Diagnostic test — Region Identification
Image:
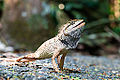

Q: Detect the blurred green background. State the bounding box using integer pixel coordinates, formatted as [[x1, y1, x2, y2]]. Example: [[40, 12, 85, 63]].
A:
[[0, 0, 120, 57]]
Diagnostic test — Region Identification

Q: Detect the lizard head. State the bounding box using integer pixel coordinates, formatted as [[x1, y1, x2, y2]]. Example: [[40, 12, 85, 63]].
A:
[[59, 19, 85, 38], [58, 19, 86, 49]]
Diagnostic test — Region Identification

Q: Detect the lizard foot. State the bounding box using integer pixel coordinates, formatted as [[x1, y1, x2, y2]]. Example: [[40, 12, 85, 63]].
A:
[[50, 70, 62, 73]]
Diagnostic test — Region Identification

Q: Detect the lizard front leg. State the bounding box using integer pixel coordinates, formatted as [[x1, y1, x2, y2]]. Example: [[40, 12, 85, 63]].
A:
[[52, 49, 62, 72], [59, 52, 67, 70], [57, 56, 60, 66]]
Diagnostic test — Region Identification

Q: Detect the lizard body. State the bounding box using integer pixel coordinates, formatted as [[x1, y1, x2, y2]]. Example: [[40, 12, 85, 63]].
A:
[[34, 37, 67, 59], [1, 19, 85, 72]]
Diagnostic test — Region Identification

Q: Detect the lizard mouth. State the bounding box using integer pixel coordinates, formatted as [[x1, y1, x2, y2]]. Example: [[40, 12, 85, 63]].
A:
[[73, 20, 85, 28], [77, 20, 85, 28]]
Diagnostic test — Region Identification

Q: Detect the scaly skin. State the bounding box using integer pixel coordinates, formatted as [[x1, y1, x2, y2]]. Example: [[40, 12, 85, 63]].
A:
[[1, 19, 85, 72]]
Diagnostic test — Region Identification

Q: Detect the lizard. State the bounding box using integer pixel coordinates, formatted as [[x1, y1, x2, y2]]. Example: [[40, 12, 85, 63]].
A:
[[0, 19, 85, 72]]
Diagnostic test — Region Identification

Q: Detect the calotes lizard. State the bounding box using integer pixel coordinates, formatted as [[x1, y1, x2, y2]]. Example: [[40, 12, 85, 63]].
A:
[[0, 19, 85, 72]]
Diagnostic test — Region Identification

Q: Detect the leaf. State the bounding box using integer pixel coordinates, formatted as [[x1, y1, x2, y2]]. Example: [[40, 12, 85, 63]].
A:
[[112, 27, 120, 35], [65, 3, 83, 10]]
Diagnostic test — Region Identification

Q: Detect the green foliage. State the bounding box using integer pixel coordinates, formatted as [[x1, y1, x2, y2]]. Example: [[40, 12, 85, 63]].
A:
[[80, 33, 112, 46], [98, 0, 110, 15], [24, 0, 120, 48], [65, 3, 83, 10], [0, 1, 4, 10], [27, 0, 113, 34], [112, 27, 120, 35], [48, 0, 111, 34]]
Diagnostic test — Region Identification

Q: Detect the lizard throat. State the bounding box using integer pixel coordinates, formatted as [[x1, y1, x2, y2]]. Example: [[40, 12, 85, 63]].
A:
[[58, 35, 80, 49]]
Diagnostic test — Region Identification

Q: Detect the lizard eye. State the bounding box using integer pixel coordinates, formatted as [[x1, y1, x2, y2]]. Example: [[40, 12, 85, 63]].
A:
[[70, 21, 75, 25]]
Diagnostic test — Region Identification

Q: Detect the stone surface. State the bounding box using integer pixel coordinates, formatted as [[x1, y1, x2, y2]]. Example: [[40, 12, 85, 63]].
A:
[[0, 55, 120, 80]]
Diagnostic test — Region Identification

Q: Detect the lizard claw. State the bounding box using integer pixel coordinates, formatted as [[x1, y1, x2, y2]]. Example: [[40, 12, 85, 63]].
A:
[[55, 69, 62, 73]]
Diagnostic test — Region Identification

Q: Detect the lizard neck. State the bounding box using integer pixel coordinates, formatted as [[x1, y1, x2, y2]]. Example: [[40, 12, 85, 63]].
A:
[[56, 33, 81, 49]]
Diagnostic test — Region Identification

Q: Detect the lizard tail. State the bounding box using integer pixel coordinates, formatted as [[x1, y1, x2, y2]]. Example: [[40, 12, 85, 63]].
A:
[[0, 58, 17, 62], [0, 53, 39, 63], [0, 53, 38, 62], [16, 53, 39, 62]]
